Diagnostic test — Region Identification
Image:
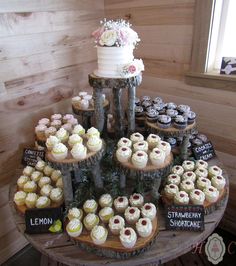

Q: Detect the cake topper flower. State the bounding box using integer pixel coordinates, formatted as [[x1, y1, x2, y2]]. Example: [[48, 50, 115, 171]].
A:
[[92, 19, 140, 47], [120, 59, 144, 77]]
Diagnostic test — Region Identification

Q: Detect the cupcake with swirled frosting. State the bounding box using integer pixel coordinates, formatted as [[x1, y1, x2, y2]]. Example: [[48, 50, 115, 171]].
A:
[[36, 196, 51, 208], [119, 227, 137, 248], [146, 108, 158, 123], [91, 225, 108, 245], [50, 120, 62, 130], [164, 184, 179, 200], [109, 215, 125, 235], [130, 132, 144, 143], [180, 180, 195, 194], [182, 171, 196, 182], [50, 187, 63, 203], [195, 160, 208, 169], [203, 186, 219, 203], [149, 148, 165, 166], [195, 168, 208, 179], [43, 165, 54, 176], [114, 196, 129, 213], [136, 218, 153, 237], [117, 137, 132, 148], [56, 128, 69, 143], [14, 191, 27, 206], [141, 203, 157, 220], [23, 180, 37, 193], [116, 146, 132, 163], [25, 193, 38, 208], [99, 194, 113, 208], [51, 113, 62, 121], [156, 141, 171, 157], [208, 166, 223, 179], [190, 189, 205, 205], [173, 115, 187, 129], [157, 115, 171, 129], [167, 174, 181, 186], [147, 134, 161, 149], [83, 213, 99, 231], [133, 141, 149, 153], [174, 191, 189, 205], [40, 184, 53, 197], [71, 143, 87, 160], [38, 176, 51, 188], [129, 193, 144, 208], [99, 207, 114, 223], [87, 136, 102, 152], [196, 177, 211, 190], [83, 199, 98, 213], [23, 166, 35, 177], [68, 134, 83, 148], [171, 165, 184, 176], [72, 124, 85, 136], [66, 218, 83, 237], [131, 151, 148, 169], [17, 175, 30, 189], [51, 143, 68, 160], [35, 124, 47, 139], [211, 175, 226, 191], [31, 171, 43, 182], [86, 127, 100, 139], [124, 207, 140, 224], [35, 160, 46, 172], [51, 170, 62, 183], [182, 160, 195, 171], [68, 207, 83, 221]]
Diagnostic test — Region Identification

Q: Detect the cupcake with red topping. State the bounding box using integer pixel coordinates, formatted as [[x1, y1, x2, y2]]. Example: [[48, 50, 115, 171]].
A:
[[129, 193, 144, 208], [114, 196, 129, 213], [124, 207, 140, 224], [136, 218, 153, 237], [109, 215, 125, 235], [119, 227, 137, 248], [141, 203, 157, 220]]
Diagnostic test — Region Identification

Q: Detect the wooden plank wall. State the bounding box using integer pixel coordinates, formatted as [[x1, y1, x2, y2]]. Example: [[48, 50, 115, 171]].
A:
[[0, 0, 104, 263], [105, 0, 236, 233]]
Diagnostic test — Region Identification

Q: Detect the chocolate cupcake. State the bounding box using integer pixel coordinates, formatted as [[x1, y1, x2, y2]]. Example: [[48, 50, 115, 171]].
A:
[[157, 115, 171, 129], [165, 137, 177, 148], [142, 100, 152, 110], [135, 97, 141, 106], [166, 109, 178, 121], [135, 106, 144, 118], [177, 104, 191, 114], [153, 97, 163, 105], [146, 109, 158, 123], [174, 115, 187, 129], [166, 102, 177, 109], [186, 111, 196, 124]]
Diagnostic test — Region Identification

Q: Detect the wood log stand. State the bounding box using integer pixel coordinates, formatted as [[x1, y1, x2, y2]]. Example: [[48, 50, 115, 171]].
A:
[[88, 73, 142, 137]]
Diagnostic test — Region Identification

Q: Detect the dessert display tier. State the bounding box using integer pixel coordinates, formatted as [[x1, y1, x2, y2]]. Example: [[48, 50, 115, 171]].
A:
[[68, 217, 159, 259], [72, 99, 110, 114]]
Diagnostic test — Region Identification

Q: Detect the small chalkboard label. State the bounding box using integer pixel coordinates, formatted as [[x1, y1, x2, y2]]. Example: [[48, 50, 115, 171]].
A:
[[166, 205, 204, 232], [192, 141, 216, 161], [22, 148, 45, 167], [25, 207, 63, 234]]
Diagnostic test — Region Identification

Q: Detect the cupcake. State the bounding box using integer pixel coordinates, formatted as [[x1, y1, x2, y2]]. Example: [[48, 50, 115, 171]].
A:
[[50, 120, 62, 130], [195, 168, 208, 179], [135, 97, 141, 106], [117, 137, 132, 148], [130, 132, 144, 143], [131, 151, 148, 169], [153, 96, 163, 104], [40, 184, 53, 197], [71, 143, 87, 160], [36, 196, 51, 208], [72, 96, 82, 107], [31, 171, 43, 182], [167, 174, 181, 186], [165, 137, 177, 148], [208, 166, 223, 179], [149, 148, 165, 166], [114, 196, 129, 213], [166, 102, 177, 109], [99, 207, 114, 223], [196, 177, 211, 190], [171, 165, 184, 176], [45, 127, 57, 138], [109, 215, 125, 235], [164, 184, 179, 200], [124, 207, 140, 224], [142, 95, 151, 102], [51, 114, 62, 121], [68, 119, 79, 127], [83, 199, 98, 213], [190, 189, 205, 205], [61, 123, 73, 134], [182, 171, 196, 182], [129, 193, 144, 208], [146, 134, 161, 149], [156, 141, 171, 157], [23, 166, 35, 177], [23, 180, 37, 193], [14, 191, 27, 206], [174, 191, 189, 205], [142, 100, 152, 110], [136, 218, 153, 237], [173, 115, 187, 129], [135, 106, 144, 118], [35, 160, 46, 172], [166, 109, 178, 120], [44, 165, 54, 177], [17, 175, 30, 189], [146, 109, 158, 123], [116, 146, 132, 163], [51, 143, 68, 161], [211, 175, 226, 191], [186, 111, 196, 124], [35, 124, 47, 139], [99, 194, 113, 208], [83, 213, 99, 231], [72, 124, 86, 136], [86, 127, 100, 138], [51, 170, 62, 183], [157, 115, 171, 129], [195, 160, 208, 169], [133, 141, 148, 153], [68, 207, 83, 221], [66, 218, 83, 237], [63, 114, 74, 123], [38, 176, 51, 188], [182, 160, 195, 171], [56, 177, 63, 189], [180, 180, 195, 194], [90, 225, 108, 245], [79, 99, 89, 110], [38, 118, 50, 126], [25, 193, 38, 209], [46, 135, 61, 151], [68, 134, 83, 148], [177, 104, 191, 114], [50, 187, 63, 203], [87, 136, 102, 152], [141, 203, 157, 220], [203, 186, 219, 203], [119, 227, 137, 248], [55, 128, 69, 143]]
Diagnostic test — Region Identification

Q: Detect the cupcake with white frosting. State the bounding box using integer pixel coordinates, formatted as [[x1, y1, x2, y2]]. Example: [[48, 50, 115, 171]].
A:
[[83, 199, 98, 213], [51, 143, 68, 160], [156, 141, 171, 157], [31, 171, 43, 182], [136, 218, 153, 237], [91, 225, 108, 245], [23, 180, 37, 193], [23, 166, 35, 177], [190, 189, 205, 205], [35, 124, 47, 139], [131, 151, 148, 169], [50, 187, 63, 203], [36, 196, 51, 208], [119, 227, 137, 248], [114, 196, 129, 213], [66, 218, 83, 237], [171, 165, 184, 176], [195, 168, 208, 179], [116, 146, 132, 163], [99, 207, 114, 223], [72, 96, 81, 107], [51, 114, 62, 121], [35, 160, 46, 172], [129, 193, 144, 208], [196, 177, 211, 190], [174, 191, 189, 205], [56, 128, 69, 143], [44, 165, 54, 176], [67, 117, 78, 127], [149, 148, 165, 166], [50, 120, 62, 130], [124, 207, 140, 224], [182, 160, 195, 171], [51, 170, 62, 183], [141, 203, 157, 221], [62, 114, 74, 123], [133, 141, 149, 153], [180, 180, 195, 194], [130, 132, 144, 143], [147, 134, 161, 149], [68, 208, 83, 221], [208, 166, 223, 179], [56, 177, 63, 189], [99, 194, 113, 208], [79, 99, 89, 110], [164, 184, 179, 200], [83, 213, 99, 231], [203, 186, 219, 203], [62, 123, 73, 134], [195, 160, 208, 169], [45, 127, 57, 138], [25, 193, 38, 209], [68, 134, 83, 148], [167, 174, 181, 186], [40, 184, 53, 197], [14, 191, 27, 206], [109, 215, 125, 235], [72, 124, 85, 136], [182, 171, 196, 182], [86, 127, 100, 138], [117, 137, 132, 148], [38, 118, 50, 126], [71, 143, 87, 160], [38, 176, 51, 188], [87, 136, 102, 152], [46, 135, 61, 151], [17, 175, 30, 189], [211, 175, 226, 191]]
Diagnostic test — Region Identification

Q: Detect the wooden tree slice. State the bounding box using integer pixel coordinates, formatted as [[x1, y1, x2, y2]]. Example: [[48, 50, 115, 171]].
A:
[[72, 99, 110, 114], [68, 217, 159, 259]]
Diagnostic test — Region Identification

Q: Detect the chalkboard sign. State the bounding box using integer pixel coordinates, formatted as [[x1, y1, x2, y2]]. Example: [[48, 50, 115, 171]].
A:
[[192, 141, 216, 161], [166, 205, 204, 232], [25, 207, 63, 234], [22, 148, 45, 167]]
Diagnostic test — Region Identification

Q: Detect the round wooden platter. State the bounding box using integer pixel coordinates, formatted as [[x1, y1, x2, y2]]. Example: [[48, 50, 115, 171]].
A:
[[67, 216, 159, 259], [72, 99, 110, 114], [146, 120, 197, 137]]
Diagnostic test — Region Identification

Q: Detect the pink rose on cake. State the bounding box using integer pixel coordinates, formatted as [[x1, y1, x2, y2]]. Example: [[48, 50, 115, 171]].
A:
[[128, 65, 136, 74], [99, 30, 117, 46], [121, 59, 144, 77]]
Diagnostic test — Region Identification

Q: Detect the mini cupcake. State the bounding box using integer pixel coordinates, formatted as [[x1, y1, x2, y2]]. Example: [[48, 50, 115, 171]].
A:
[[91, 225, 108, 245], [51, 114, 62, 121], [51, 143, 68, 161], [66, 218, 83, 237], [182, 160, 195, 172], [46, 135, 61, 151], [146, 108, 158, 123], [133, 141, 149, 153], [38, 118, 50, 126], [117, 137, 132, 148], [86, 127, 100, 138], [87, 136, 102, 152], [63, 114, 74, 123], [130, 132, 144, 143], [79, 99, 89, 110], [149, 148, 165, 166], [174, 191, 189, 205], [182, 171, 196, 182], [136, 218, 153, 237], [68, 134, 83, 148], [195, 160, 208, 169], [153, 96, 163, 104], [68, 118, 79, 128], [195, 168, 208, 179], [31, 171, 43, 182], [68, 207, 83, 221], [146, 134, 161, 149], [177, 104, 191, 114], [61, 123, 73, 134], [156, 141, 171, 156], [83, 213, 99, 231], [50, 120, 62, 130], [36, 196, 51, 208], [208, 166, 223, 179], [186, 111, 196, 124], [14, 191, 27, 206], [72, 124, 86, 136], [171, 165, 184, 176], [25, 193, 38, 209], [38, 176, 51, 188], [83, 199, 98, 213], [135, 97, 141, 106], [211, 175, 226, 191], [167, 174, 181, 186], [40, 184, 53, 197], [35, 124, 47, 139], [45, 127, 57, 138], [17, 175, 30, 189], [153, 103, 165, 113], [180, 180, 195, 194], [109, 215, 125, 235], [119, 227, 137, 248], [164, 184, 179, 200], [124, 207, 140, 224], [71, 143, 87, 160], [35, 160, 46, 172], [114, 196, 129, 213], [131, 151, 148, 169], [135, 106, 144, 118], [51, 170, 62, 183], [173, 115, 187, 129], [72, 96, 82, 108], [190, 189, 205, 205], [44, 165, 54, 176], [129, 193, 144, 208], [142, 95, 151, 102], [196, 177, 211, 190], [165, 137, 177, 148], [50, 187, 63, 203], [23, 166, 35, 176], [141, 203, 157, 220], [99, 207, 114, 223], [157, 115, 171, 129], [116, 146, 132, 163], [23, 180, 37, 193], [142, 100, 152, 110], [56, 128, 69, 143], [203, 186, 219, 203], [56, 177, 63, 189], [99, 194, 113, 208]]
